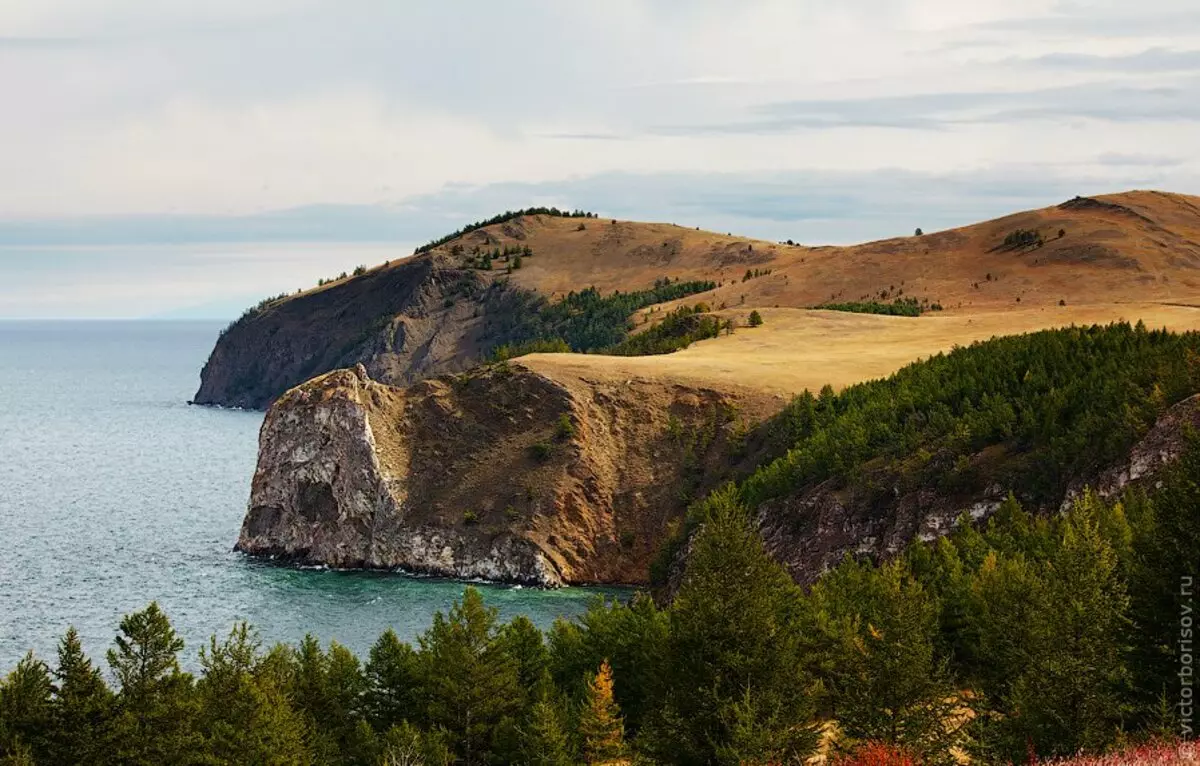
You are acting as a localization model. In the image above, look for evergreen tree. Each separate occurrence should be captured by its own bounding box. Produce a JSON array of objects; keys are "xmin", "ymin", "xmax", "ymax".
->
[
  {"xmin": 106, "ymin": 602, "xmax": 202, "ymax": 765},
  {"xmin": 418, "ymin": 587, "xmax": 521, "ymax": 766},
  {"xmin": 497, "ymin": 615, "xmax": 549, "ymax": 708},
  {"xmin": 365, "ymin": 629, "xmax": 423, "ymax": 731},
  {"xmin": 520, "ymin": 698, "xmax": 575, "ymax": 766},
  {"xmin": 969, "ymin": 497, "xmax": 1131, "ymax": 760},
  {"xmin": 48, "ymin": 627, "xmax": 114, "ymax": 766},
  {"xmin": 196, "ymin": 622, "xmax": 308, "ymax": 765},
  {"xmin": 0, "ymin": 653, "xmax": 53, "ymax": 762},
  {"xmin": 810, "ymin": 559, "xmax": 959, "ymax": 759},
  {"xmin": 548, "ymin": 593, "xmax": 667, "ymax": 733},
  {"xmin": 578, "ymin": 661, "xmax": 627, "ymax": 765},
  {"xmin": 1128, "ymin": 436, "xmax": 1200, "ymax": 719},
  {"xmin": 651, "ymin": 486, "xmax": 817, "ymax": 765}
]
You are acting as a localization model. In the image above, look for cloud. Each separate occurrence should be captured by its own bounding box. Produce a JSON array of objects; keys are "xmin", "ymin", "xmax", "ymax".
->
[{"xmin": 1025, "ymin": 48, "xmax": 1200, "ymax": 73}]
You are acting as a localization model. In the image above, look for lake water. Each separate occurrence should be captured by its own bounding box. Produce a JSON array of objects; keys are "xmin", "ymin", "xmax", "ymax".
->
[{"xmin": 0, "ymin": 321, "xmax": 618, "ymax": 672}]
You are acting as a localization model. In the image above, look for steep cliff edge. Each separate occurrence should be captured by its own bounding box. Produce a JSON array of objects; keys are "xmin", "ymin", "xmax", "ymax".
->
[
  {"xmin": 194, "ymin": 254, "xmax": 507, "ymax": 409},
  {"xmin": 236, "ymin": 361, "xmax": 786, "ymax": 584}
]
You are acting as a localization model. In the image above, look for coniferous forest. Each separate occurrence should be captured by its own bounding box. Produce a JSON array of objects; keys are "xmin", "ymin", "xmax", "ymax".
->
[{"xmin": 3, "ymin": 323, "xmax": 1199, "ymax": 765}]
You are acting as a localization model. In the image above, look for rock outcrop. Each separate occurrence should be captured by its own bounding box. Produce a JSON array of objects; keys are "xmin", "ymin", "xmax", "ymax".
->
[
  {"xmin": 194, "ymin": 254, "xmax": 511, "ymax": 410},
  {"xmin": 236, "ymin": 361, "xmax": 786, "ymax": 585}
]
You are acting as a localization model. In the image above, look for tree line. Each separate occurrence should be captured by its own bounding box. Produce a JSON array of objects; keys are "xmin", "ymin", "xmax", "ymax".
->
[
  {"xmin": 487, "ymin": 278, "xmax": 716, "ymax": 361},
  {"xmin": 415, "ymin": 209, "xmax": 597, "ymax": 256}
]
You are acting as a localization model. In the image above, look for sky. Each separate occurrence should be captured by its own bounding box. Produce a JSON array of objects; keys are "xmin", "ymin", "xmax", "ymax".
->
[{"xmin": 3, "ymin": 0, "xmax": 1200, "ymax": 318}]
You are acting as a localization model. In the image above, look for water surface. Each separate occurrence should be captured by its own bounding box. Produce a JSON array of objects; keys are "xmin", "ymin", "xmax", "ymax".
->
[{"xmin": 0, "ymin": 321, "xmax": 619, "ymax": 671}]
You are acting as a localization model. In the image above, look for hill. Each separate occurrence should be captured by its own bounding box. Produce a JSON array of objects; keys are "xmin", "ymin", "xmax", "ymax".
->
[{"xmin": 193, "ymin": 190, "xmax": 1200, "ymax": 408}]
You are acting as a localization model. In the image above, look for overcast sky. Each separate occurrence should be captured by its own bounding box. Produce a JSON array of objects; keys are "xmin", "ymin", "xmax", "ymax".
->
[{"xmin": 3, "ymin": 0, "xmax": 1200, "ymax": 317}]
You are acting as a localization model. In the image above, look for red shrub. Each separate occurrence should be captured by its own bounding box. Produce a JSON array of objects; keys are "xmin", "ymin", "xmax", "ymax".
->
[{"xmin": 832, "ymin": 742, "xmax": 919, "ymax": 766}]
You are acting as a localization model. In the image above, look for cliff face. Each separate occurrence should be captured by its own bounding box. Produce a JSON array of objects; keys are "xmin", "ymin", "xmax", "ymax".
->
[
  {"xmin": 194, "ymin": 254, "xmax": 506, "ymax": 409},
  {"xmin": 237, "ymin": 362, "xmax": 786, "ymax": 585}
]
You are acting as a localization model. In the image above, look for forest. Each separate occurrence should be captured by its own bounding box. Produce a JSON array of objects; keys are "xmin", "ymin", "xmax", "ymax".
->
[
  {"xmin": 487, "ymin": 279, "xmax": 717, "ymax": 360},
  {"xmin": 3, "ymin": 323, "xmax": 1198, "ymax": 765}
]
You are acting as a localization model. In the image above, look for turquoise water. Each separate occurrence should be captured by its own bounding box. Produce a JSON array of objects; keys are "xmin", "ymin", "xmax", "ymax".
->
[{"xmin": 0, "ymin": 321, "xmax": 620, "ymax": 672}]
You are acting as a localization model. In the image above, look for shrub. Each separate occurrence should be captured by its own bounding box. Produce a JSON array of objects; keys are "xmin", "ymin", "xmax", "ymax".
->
[
  {"xmin": 503, "ymin": 506, "xmax": 520, "ymax": 522},
  {"xmin": 462, "ymin": 510, "xmax": 479, "ymax": 525},
  {"xmin": 530, "ymin": 442, "xmax": 553, "ymax": 462},
  {"xmin": 832, "ymin": 742, "xmax": 917, "ymax": 766},
  {"xmin": 748, "ymin": 310, "xmax": 764, "ymax": 327},
  {"xmin": 914, "ymin": 228, "xmax": 923, "ymax": 237},
  {"xmin": 352, "ymin": 264, "xmax": 367, "ymax": 276},
  {"xmin": 554, "ymin": 414, "xmax": 575, "ymax": 441}
]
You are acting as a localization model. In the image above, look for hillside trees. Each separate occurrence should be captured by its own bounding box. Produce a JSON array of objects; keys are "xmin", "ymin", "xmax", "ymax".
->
[{"xmin": 648, "ymin": 487, "xmax": 818, "ymax": 765}]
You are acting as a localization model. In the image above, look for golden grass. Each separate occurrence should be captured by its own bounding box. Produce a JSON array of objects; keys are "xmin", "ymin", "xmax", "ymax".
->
[{"xmin": 521, "ymin": 303, "xmax": 1200, "ymax": 398}]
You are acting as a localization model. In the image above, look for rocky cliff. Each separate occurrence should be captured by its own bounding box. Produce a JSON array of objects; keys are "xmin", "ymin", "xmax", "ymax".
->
[
  {"xmin": 236, "ymin": 361, "xmax": 786, "ymax": 585},
  {"xmin": 194, "ymin": 253, "xmax": 520, "ymax": 409}
]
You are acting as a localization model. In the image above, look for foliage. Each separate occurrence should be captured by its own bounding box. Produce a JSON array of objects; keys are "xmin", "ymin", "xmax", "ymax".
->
[
  {"xmin": 415, "ymin": 208, "xmax": 597, "ymax": 254},
  {"xmin": 816, "ymin": 297, "xmax": 930, "ymax": 316},
  {"xmin": 747, "ymin": 309, "xmax": 764, "ymax": 327},
  {"xmin": 606, "ymin": 304, "xmax": 723, "ymax": 356},
  {"xmin": 736, "ymin": 322, "xmax": 1200, "ymax": 512},
  {"xmin": 1001, "ymin": 228, "xmax": 1044, "ymax": 250},
  {"xmin": 493, "ymin": 277, "xmax": 718, "ymax": 356}
]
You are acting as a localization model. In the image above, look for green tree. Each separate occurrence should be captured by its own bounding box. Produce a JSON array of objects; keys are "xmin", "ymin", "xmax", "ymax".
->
[
  {"xmin": 106, "ymin": 602, "xmax": 202, "ymax": 765},
  {"xmin": 969, "ymin": 496, "xmax": 1131, "ymax": 760},
  {"xmin": 418, "ymin": 588, "xmax": 521, "ymax": 766},
  {"xmin": 195, "ymin": 622, "xmax": 308, "ymax": 765},
  {"xmin": 809, "ymin": 559, "xmax": 959, "ymax": 759},
  {"xmin": 520, "ymin": 698, "xmax": 575, "ymax": 766},
  {"xmin": 548, "ymin": 593, "xmax": 667, "ymax": 733},
  {"xmin": 747, "ymin": 310, "xmax": 763, "ymax": 327},
  {"xmin": 365, "ymin": 629, "xmax": 423, "ymax": 731},
  {"xmin": 650, "ymin": 486, "xmax": 817, "ymax": 765},
  {"xmin": 0, "ymin": 653, "xmax": 53, "ymax": 762},
  {"xmin": 47, "ymin": 627, "xmax": 115, "ymax": 766}
]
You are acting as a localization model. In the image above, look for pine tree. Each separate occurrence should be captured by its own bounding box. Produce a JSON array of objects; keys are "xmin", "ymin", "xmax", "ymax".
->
[
  {"xmin": 106, "ymin": 602, "xmax": 201, "ymax": 765},
  {"xmin": 365, "ymin": 629, "xmax": 422, "ymax": 730},
  {"xmin": 418, "ymin": 587, "xmax": 521, "ymax": 766},
  {"xmin": 969, "ymin": 496, "xmax": 1131, "ymax": 761},
  {"xmin": 651, "ymin": 486, "xmax": 817, "ymax": 765},
  {"xmin": 811, "ymin": 559, "xmax": 959, "ymax": 759},
  {"xmin": 497, "ymin": 615, "xmax": 549, "ymax": 704},
  {"xmin": 196, "ymin": 622, "xmax": 308, "ymax": 765},
  {"xmin": 578, "ymin": 661, "xmax": 627, "ymax": 764},
  {"xmin": 0, "ymin": 652, "xmax": 53, "ymax": 762},
  {"xmin": 521, "ymin": 698, "xmax": 575, "ymax": 766},
  {"xmin": 48, "ymin": 627, "xmax": 114, "ymax": 766}
]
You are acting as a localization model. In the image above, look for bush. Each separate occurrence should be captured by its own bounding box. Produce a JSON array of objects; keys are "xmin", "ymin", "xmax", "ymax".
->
[
  {"xmin": 462, "ymin": 510, "xmax": 479, "ymax": 525},
  {"xmin": 748, "ymin": 310, "xmax": 764, "ymax": 327},
  {"xmin": 530, "ymin": 442, "xmax": 553, "ymax": 462},
  {"xmin": 555, "ymin": 414, "xmax": 575, "ymax": 441},
  {"xmin": 914, "ymin": 228, "xmax": 923, "ymax": 237},
  {"xmin": 352, "ymin": 264, "xmax": 367, "ymax": 277}
]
